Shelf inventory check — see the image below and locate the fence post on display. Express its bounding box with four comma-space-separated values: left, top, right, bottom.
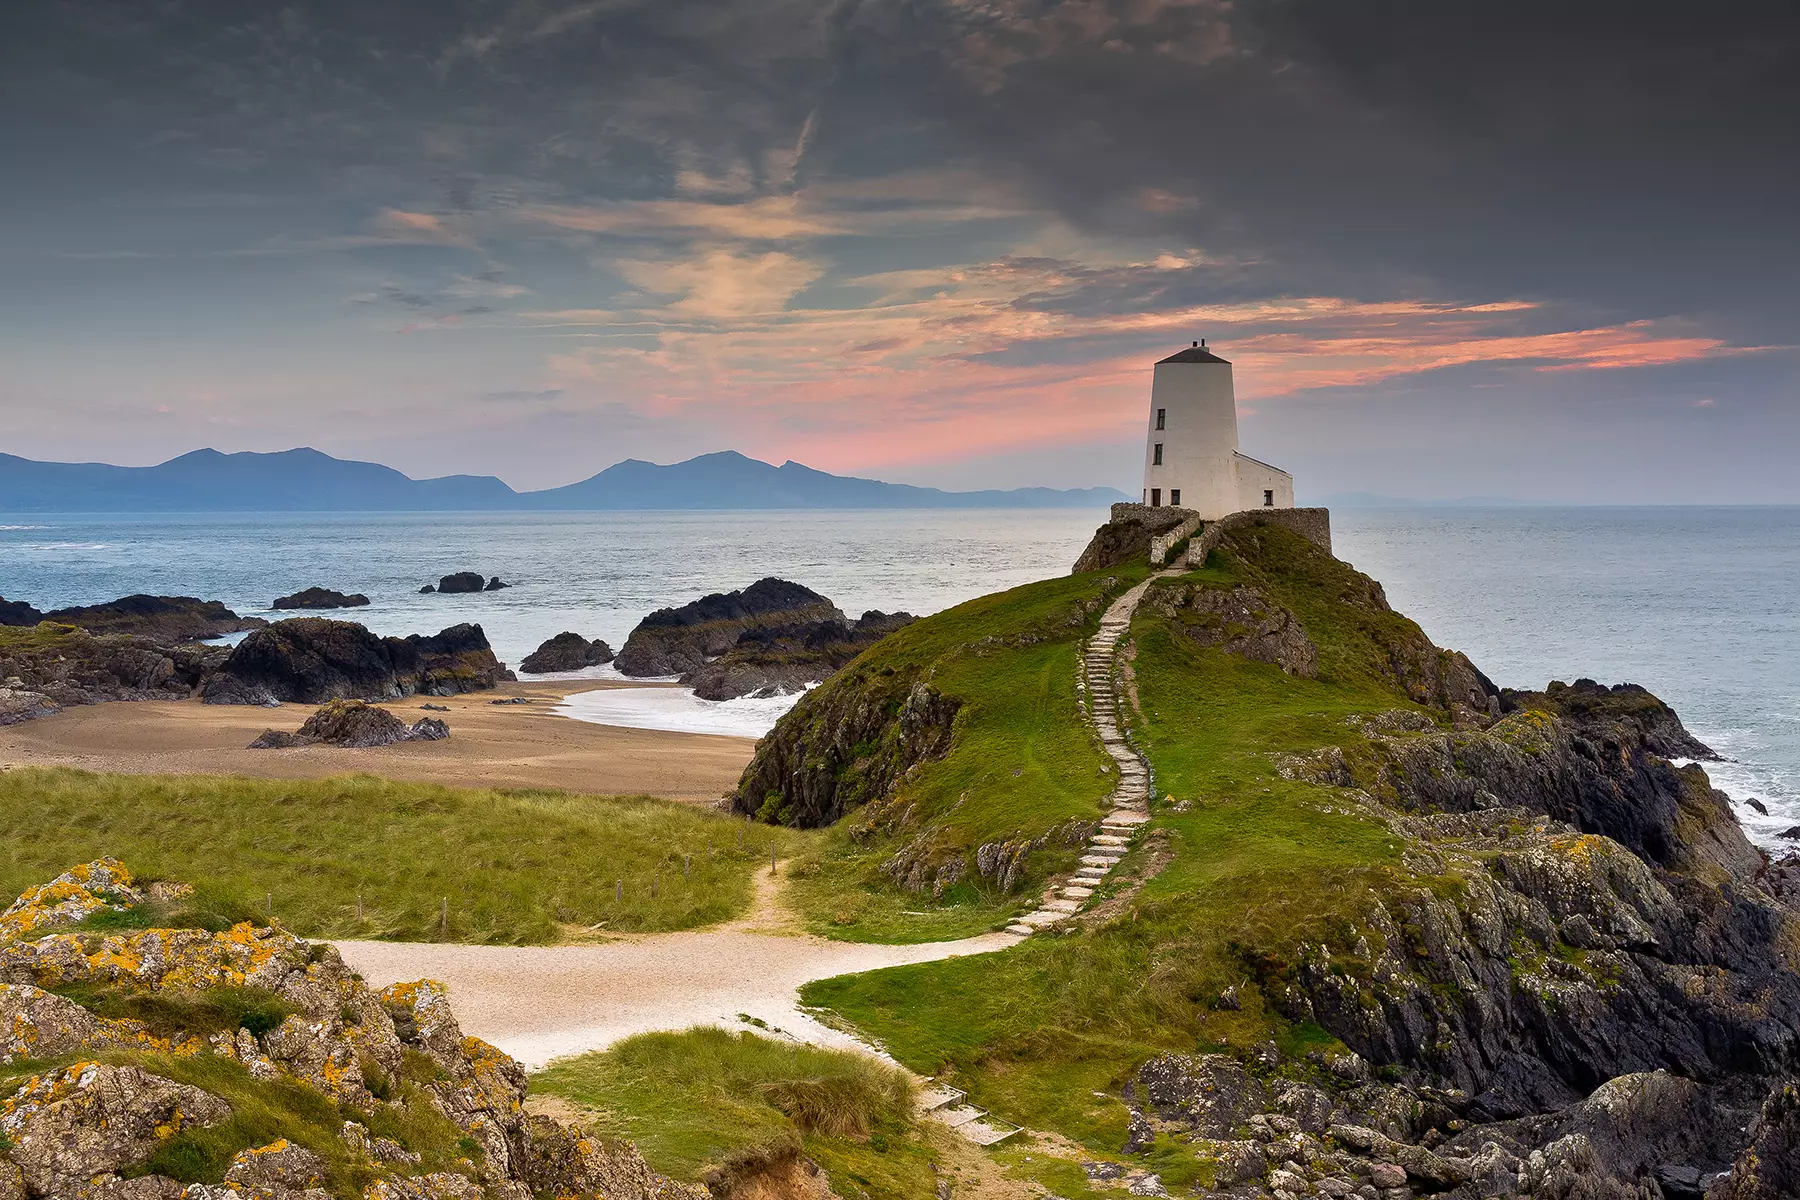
684, 854, 691, 878
440, 896, 448, 939
616, 879, 622, 903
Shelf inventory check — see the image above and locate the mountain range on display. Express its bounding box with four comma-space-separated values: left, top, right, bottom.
0, 448, 1128, 512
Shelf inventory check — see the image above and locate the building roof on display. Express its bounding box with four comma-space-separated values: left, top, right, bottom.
1232, 450, 1292, 478
1156, 344, 1231, 365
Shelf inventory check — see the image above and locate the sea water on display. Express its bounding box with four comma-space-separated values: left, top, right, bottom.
2, 507, 1795, 846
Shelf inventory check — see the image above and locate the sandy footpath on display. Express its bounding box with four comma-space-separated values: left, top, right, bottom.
338, 872, 1019, 1068
0, 680, 755, 803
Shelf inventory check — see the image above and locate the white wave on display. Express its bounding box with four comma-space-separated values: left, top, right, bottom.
0, 524, 48, 530
515, 662, 680, 684
556, 685, 802, 738
24, 542, 107, 550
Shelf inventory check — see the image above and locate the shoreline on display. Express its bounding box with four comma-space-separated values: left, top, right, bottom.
0, 678, 756, 803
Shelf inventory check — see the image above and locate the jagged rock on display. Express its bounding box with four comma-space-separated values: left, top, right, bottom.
33, 594, 265, 642
0, 596, 45, 626
1713, 1079, 1800, 1199
0, 685, 58, 725
0, 623, 229, 718
434, 572, 486, 594
0, 858, 144, 940
1143, 581, 1318, 677
616, 578, 844, 678
518, 632, 615, 673
0, 1062, 233, 1196
247, 699, 450, 749
223, 1140, 328, 1189
203, 619, 513, 704
483, 576, 510, 591
687, 610, 914, 701
0, 982, 104, 1060
272, 587, 370, 610
523, 1115, 709, 1199
1129, 1053, 1269, 1139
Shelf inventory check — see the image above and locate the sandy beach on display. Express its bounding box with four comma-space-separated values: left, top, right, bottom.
0, 679, 756, 803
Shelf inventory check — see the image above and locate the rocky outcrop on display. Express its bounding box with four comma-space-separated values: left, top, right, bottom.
616, 578, 843, 678
0, 860, 703, 1200
248, 699, 449, 748
1143, 581, 1318, 677
201, 619, 513, 705
0, 597, 44, 625
687, 611, 914, 701
272, 587, 370, 610
1073, 503, 1196, 573
732, 669, 960, 827
518, 632, 615, 674
0, 624, 229, 717
434, 572, 485, 594
26, 595, 265, 642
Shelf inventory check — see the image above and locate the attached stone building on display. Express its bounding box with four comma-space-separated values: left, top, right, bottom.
1139, 341, 1294, 518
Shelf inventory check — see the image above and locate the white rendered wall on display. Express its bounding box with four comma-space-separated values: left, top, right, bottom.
1142, 361, 1240, 519
1234, 453, 1294, 511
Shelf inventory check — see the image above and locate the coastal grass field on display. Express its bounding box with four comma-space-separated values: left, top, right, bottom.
777, 567, 1147, 943
531, 1026, 937, 1199
0, 767, 807, 943
801, 528, 1433, 1173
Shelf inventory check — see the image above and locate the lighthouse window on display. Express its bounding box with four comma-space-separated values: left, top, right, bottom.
1152, 443, 1163, 465
1263, 489, 1274, 507
1170, 489, 1181, 506
1155, 408, 1166, 431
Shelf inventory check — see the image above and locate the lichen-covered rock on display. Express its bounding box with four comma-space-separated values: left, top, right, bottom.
0, 687, 58, 727
0, 982, 104, 1061
523, 1116, 709, 1199
360, 1175, 485, 1200
223, 1139, 328, 1189
0, 858, 144, 940
0, 625, 229, 720
0, 1062, 232, 1196
1712, 1079, 1800, 1200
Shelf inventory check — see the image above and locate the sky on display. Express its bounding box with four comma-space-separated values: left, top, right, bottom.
2, 1, 1797, 501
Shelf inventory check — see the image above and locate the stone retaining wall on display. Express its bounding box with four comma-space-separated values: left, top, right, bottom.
1181, 507, 1332, 567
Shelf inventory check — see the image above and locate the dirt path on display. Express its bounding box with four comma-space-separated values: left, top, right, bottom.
337, 864, 1019, 1068
0, 679, 755, 803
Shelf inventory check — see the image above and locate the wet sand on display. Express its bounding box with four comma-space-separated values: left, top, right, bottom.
0, 680, 756, 803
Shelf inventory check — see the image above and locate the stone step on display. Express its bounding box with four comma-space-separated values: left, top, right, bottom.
1091, 834, 1130, 847
1102, 815, 1150, 828
1041, 897, 1080, 913
934, 1104, 989, 1129
1060, 885, 1095, 899
1017, 909, 1067, 927
959, 1118, 1021, 1146
1080, 854, 1124, 868
918, 1085, 963, 1112
1005, 923, 1034, 936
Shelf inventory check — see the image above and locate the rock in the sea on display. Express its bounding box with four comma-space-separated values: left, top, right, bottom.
34, 594, 266, 642
617, 579, 912, 699
1747, 797, 1769, 815
272, 586, 371, 610
519, 632, 615, 673
434, 572, 486, 594
419, 584, 436, 594
1780, 826, 1800, 841
202, 618, 514, 705
0, 596, 45, 626
484, 576, 510, 591
247, 699, 450, 748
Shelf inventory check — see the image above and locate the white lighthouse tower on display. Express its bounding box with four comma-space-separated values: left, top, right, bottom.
1141, 340, 1293, 519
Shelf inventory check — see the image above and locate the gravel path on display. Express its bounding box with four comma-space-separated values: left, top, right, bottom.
337, 871, 1018, 1068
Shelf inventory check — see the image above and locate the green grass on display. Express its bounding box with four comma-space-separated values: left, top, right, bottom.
800, 527, 1444, 1161
531, 1027, 938, 1199
0, 768, 809, 944
49, 981, 293, 1038
779, 569, 1146, 941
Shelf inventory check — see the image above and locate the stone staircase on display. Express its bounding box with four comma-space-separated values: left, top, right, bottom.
1006, 576, 1160, 936
918, 1079, 1021, 1146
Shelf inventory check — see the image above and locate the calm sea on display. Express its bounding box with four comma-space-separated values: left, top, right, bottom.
2, 507, 1795, 846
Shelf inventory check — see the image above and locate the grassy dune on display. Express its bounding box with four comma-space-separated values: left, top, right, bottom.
532, 1027, 935, 1199
0, 768, 806, 943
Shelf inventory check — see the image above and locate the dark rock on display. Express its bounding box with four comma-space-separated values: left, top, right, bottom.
0, 595, 46, 626
484, 576, 510, 591
1779, 826, 1800, 840
37, 594, 265, 642
519, 632, 615, 674
202, 618, 513, 705
419, 584, 436, 594
1747, 797, 1768, 815
490, 696, 533, 705
1713, 1079, 1800, 1199
687, 610, 914, 701
435, 572, 486, 594
271, 587, 370, 610
247, 699, 450, 748
0, 624, 228, 718
419, 703, 449, 712
616, 578, 842, 678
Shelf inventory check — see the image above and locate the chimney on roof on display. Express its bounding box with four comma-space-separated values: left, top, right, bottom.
1200, 339, 1207, 350
1192, 340, 1198, 347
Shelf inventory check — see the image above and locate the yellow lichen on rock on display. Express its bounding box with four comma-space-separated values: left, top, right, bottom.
0, 858, 143, 941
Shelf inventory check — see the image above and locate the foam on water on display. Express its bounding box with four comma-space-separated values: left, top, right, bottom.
555, 685, 804, 738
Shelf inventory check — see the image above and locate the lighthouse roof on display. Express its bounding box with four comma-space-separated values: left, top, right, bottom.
1157, 344, 1231, 365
